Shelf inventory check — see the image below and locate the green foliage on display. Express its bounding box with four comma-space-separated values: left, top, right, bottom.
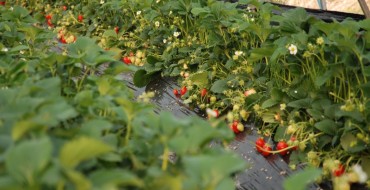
284, 167, 322, 190
2, 0, 370, 188
0, 4, 246, 190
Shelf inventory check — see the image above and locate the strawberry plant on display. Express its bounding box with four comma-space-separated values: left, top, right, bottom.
3, 0, 370, 188
0, 4, 246, 190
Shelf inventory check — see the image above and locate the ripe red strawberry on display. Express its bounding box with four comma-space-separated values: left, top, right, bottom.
229, 121, 239, 133
45, 14, 52, 20
114, 26, 119, 34
78, 14, 83, 22
276, 141, 289, 155
261, 144, 272, 157
122, 56, 131, 64
180, 86, 187, 96
173, 89, 179, 96
47, 19, 53, 27
255, 138, 265, 153
60, 36, 67, 44
200, 88, 207, 97
333, 164, 345, 177
0, 1, 5, 6
62, 5, 67, 11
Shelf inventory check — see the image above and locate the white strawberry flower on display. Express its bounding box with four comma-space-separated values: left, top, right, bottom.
136, 11, 141, 16
280, 103, 286, 111
155, 21, 160, 27
288, 44, 298, 55
316, 37, 324, 45
234, 50, 244, 56
1, 47, 8, 52
173, 31, 181, 38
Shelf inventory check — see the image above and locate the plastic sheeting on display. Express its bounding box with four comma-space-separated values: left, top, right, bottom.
266, 0, 370, 14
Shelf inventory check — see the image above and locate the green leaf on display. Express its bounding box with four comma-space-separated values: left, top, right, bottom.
5, 138, 52, 184
146, 55, 160, 65
89, 169, 143, 188
169, 120, 223, 154
102, 30, 117, 38
261, 98, 278, 109
40, 164, 62, 187
35, 100, 78, 127
261, 114, 277, 123
18, 27, 41, 42
360, 82, 370, 97
315, 69, 334, 87
283, 167, 322, 190
74, 90, 94, 107
183, 154, 246, 187
191, 7, 210, 16
314, 119, 337, 135
291, 31, 308, 45
79, 119, 113, 138
287, 98, 311, 109
281, 8, 309, 25
65, 169, 91, 190
12, 120, 43, 141
60, 137, 113, 168
363, 66, 370, 77
270, 88, 284, 101
133, 69, 157, 88
97, 77, 110, 96
188, 71, 208, 88
307, 109, 323, 120
317, 135, 332, 149
95, 54, 116, 64
9, 45, 29, 53
335, 109, 363, 122
248, 46, 275, 62
274, 126, 287, 142
68, 37, 100, 60
0, 176, 22, 190
359, 19, 370, 30
340, 133, 366, 153
210, 80, 228, 93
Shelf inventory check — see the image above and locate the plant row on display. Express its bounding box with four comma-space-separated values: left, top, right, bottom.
3, 0, 370, 188
0, 3, 246, 189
